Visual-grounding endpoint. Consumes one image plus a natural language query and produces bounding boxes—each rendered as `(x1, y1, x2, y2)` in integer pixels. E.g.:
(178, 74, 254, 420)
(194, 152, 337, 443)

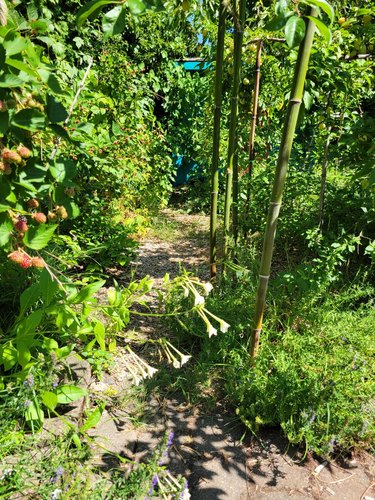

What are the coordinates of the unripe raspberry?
(8, 251, 24, 264)
(0, 100, 7, 112)
(2, 148, 22, 164)
(31, 257, 45, 268)
(0, 162, 12, 175)
(27, 198, 39, 208)
(20, 254, 32, 268)
(32, 212, 47, 224)
(48, 211, 57, 221)
(14, 216, 28, 232)
(17, 145, 32, 159)
(55, 206, 68, 219)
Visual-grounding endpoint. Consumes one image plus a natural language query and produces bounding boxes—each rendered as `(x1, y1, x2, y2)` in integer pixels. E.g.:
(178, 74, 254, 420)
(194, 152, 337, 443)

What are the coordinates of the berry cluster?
(8, 250, 45, 269)
(0, 146, 32, 176)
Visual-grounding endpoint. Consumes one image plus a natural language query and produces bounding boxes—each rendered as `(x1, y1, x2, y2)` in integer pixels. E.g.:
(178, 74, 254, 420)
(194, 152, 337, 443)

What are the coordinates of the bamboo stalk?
(318, 127, 331, 230)
(210, 1, 226, 280)
(223, 0, 246, 263)
(243, 39, 262, 235)
(232, 138, 239, 243)
(250, 9, 317, 358)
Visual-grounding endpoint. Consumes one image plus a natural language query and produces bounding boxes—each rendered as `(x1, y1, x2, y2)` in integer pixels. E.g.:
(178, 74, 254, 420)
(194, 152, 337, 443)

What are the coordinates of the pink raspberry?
(31, 257, 45, 268)
(8, 251, 24, 264)
(20, 254, 32, 268)
(17, 145, 32, 159)
(32, 212, 47, 224)
(2, 148, 22, 164)
(0, 162, 12, 175)
(27, 199, 39, 208)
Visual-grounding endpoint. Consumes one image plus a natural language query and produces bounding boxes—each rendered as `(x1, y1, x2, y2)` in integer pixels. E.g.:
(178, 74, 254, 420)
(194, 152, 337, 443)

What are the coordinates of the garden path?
(89, 209, 374, 499)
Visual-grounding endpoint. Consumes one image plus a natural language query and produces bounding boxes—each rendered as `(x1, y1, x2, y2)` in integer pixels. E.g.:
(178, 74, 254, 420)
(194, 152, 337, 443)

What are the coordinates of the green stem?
(244, 40, 262, 236)
(223, 0, 246, 263)
(250, 9, 317, 358)
(210, 1, 226, 280)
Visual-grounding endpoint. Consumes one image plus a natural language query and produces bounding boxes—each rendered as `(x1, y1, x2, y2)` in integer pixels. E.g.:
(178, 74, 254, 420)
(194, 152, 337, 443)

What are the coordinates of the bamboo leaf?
(76, 0, 122, 27)
(306, 15, 331, 44)
(102, 5, 126, 37)
(128, 0, 146, 15)
(301, 0, 333, 23)
(285, 16, 306, 48)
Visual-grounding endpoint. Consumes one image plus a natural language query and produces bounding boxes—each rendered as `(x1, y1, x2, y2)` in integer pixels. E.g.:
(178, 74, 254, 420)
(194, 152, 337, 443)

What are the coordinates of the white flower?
(147, 365, 158, 378)
(180, 354, 191, 366)
(202, 282, 214, 295)
(0, 469, 13, 480)
(173, 359, 181, 369)
(51, 489, 62, 500)
(182, 286, 189, 298)
(219, 320, 230, 333)
(207, 324, 218, 338)
(180, 488, 191, 500)
(194, 293, 205, 306)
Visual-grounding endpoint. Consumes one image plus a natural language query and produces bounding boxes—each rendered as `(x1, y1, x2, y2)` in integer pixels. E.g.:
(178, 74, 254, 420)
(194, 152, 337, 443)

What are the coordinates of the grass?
(163, 241, 375, 457)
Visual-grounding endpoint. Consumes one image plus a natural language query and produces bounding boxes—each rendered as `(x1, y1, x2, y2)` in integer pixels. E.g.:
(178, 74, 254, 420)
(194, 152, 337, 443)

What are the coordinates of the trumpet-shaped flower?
(164, 340, 192, 368)
(207, 324, 218, 338)
(180, 353, 192, 366)
(194, 293, 205, 306)
(202, 308, 230, 333)
(201, 282, 214, 295)
(219, 320, 230, 333)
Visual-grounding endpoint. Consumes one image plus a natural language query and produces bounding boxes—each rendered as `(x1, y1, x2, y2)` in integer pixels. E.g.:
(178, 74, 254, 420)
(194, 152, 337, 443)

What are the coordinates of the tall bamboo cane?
(223, 0, 246, 263)
(210, 2, 226, 280)
(243, 39, 262, 235)
(250, 10, 317, 358)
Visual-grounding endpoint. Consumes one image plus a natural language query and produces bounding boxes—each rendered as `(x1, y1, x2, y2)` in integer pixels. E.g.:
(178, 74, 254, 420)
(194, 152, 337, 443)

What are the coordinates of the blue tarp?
(173, 155, 201, 185)
(175, 60, 212, 72)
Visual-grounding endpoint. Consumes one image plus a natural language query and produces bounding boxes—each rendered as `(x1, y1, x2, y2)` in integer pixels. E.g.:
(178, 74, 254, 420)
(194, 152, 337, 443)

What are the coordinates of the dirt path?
(90, 209, 374, 499)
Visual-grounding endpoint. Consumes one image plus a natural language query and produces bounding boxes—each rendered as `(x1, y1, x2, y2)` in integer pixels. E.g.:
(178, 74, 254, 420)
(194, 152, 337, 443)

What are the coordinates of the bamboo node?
(259, 274, 270, 279)
(270, 202, 281, 206)
(290, 98, 302, 104)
